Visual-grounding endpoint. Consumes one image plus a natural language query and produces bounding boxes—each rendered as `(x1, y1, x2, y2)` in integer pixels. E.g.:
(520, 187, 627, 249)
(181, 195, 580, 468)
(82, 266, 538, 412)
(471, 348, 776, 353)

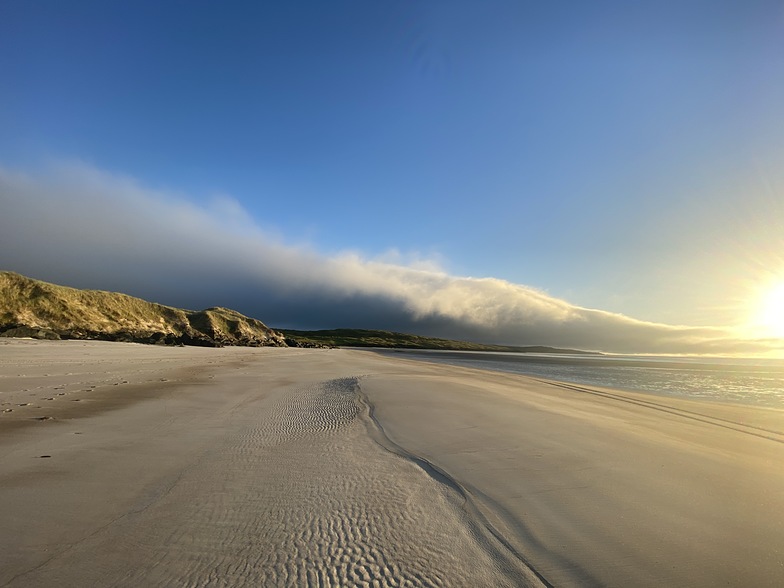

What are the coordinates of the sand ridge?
(2, 340, 784, 587)
(0, 342, 542, 587)
(359, 367, 784, 587)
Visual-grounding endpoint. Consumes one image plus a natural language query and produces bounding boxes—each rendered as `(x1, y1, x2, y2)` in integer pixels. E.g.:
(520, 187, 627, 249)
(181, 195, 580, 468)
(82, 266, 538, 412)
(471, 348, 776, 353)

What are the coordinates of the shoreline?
(369, 347, 784, 408)
(2, 340, 783, 586)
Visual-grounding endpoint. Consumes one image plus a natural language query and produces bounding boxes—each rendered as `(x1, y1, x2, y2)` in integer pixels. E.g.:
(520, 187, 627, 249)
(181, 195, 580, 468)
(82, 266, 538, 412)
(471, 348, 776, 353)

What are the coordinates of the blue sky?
(2, 1, 784, 353)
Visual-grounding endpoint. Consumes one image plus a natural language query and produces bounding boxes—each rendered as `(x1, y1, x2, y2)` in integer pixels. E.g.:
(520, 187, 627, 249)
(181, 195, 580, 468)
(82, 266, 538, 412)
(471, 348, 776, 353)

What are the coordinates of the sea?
(373, 349, 784, 408)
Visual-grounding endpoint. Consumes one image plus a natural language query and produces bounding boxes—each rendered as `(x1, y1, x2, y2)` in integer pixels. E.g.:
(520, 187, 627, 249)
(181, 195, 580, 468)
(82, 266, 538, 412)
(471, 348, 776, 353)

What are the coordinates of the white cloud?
(208, 194, 256, 229)
(1, 161, 781, 355)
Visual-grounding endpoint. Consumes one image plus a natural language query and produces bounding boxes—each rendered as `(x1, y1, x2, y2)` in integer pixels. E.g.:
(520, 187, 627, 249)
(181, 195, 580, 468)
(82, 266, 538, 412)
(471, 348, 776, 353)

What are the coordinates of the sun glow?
(753, 281, 784, 339)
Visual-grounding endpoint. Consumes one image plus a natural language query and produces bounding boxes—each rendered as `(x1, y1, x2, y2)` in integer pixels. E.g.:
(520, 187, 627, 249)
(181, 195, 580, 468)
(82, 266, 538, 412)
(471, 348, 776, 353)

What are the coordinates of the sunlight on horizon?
(749, 279, 784, 340)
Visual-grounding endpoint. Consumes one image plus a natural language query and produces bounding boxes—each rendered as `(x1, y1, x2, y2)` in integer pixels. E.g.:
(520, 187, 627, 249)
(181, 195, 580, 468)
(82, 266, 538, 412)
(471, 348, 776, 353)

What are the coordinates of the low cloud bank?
(0, 163, 779, 354)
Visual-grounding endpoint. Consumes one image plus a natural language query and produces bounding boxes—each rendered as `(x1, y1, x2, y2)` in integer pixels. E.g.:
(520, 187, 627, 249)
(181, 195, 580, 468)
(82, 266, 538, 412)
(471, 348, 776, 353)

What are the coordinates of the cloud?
(1, 161, 781, 355)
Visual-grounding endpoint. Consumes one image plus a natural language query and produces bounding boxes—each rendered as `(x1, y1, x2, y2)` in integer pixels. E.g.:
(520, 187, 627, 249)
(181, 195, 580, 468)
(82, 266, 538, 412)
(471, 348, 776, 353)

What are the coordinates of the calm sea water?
(374, 349, 784, 408)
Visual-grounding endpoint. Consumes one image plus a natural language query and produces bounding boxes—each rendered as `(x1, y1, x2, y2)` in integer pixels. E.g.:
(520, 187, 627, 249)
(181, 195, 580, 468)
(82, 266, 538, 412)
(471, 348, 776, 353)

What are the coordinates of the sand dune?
(1, 340, 783, 586)
(0, 271, 286, 347)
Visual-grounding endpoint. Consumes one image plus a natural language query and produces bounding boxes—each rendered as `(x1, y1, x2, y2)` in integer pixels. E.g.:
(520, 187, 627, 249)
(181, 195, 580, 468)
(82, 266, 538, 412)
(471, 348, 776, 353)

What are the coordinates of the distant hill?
(1, 271, 595, 354)
(0, 271, 286, 347)
(279, 328, 596, 355)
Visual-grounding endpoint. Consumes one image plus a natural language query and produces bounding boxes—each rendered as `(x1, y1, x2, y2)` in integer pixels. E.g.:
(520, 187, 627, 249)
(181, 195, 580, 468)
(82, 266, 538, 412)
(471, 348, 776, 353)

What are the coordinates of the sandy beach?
(1, 340, 783, 587)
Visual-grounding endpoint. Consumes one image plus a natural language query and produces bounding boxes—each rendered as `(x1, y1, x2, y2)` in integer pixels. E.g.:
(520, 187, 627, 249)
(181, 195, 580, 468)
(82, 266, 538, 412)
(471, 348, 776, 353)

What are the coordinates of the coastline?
(370, 347, 784, 407)
(2, 340, 783, 586)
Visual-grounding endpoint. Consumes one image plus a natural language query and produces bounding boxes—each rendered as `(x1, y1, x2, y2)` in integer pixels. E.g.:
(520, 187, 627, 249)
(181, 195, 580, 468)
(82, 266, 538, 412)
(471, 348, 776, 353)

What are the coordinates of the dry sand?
(1, 340, 783, 587)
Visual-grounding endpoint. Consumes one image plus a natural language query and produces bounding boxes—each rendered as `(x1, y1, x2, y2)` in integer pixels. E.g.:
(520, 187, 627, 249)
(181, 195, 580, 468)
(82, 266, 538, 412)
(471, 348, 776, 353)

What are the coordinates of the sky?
(2, 0, 784, 355)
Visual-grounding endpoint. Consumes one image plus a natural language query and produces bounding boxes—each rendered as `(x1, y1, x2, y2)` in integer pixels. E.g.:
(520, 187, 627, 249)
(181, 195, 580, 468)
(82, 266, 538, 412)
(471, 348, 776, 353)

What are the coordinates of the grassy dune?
(1, 271, 591, 353)
(0, 271, 286, 347)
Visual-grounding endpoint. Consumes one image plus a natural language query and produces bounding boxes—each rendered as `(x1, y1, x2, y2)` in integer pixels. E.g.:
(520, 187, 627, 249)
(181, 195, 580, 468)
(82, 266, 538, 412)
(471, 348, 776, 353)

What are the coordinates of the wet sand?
(1, 340, 783, 586)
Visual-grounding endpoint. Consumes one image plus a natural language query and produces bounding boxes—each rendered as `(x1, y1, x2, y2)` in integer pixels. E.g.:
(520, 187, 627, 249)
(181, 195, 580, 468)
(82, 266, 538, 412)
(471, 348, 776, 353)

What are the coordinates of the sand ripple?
(7, 377, 541, 587)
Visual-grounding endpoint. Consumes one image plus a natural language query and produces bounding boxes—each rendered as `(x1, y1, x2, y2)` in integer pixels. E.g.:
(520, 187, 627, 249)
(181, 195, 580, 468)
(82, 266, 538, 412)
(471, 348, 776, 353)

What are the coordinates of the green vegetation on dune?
(0, 271, 286, 347)
(1, 271, 593, 353)
(279, 328, 593, 354)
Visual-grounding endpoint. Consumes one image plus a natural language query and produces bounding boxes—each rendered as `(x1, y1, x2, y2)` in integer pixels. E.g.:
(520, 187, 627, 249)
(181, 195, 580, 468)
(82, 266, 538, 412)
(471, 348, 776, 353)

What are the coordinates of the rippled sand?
(2, 340, 783, 587)
(0, 341, 540, 587)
